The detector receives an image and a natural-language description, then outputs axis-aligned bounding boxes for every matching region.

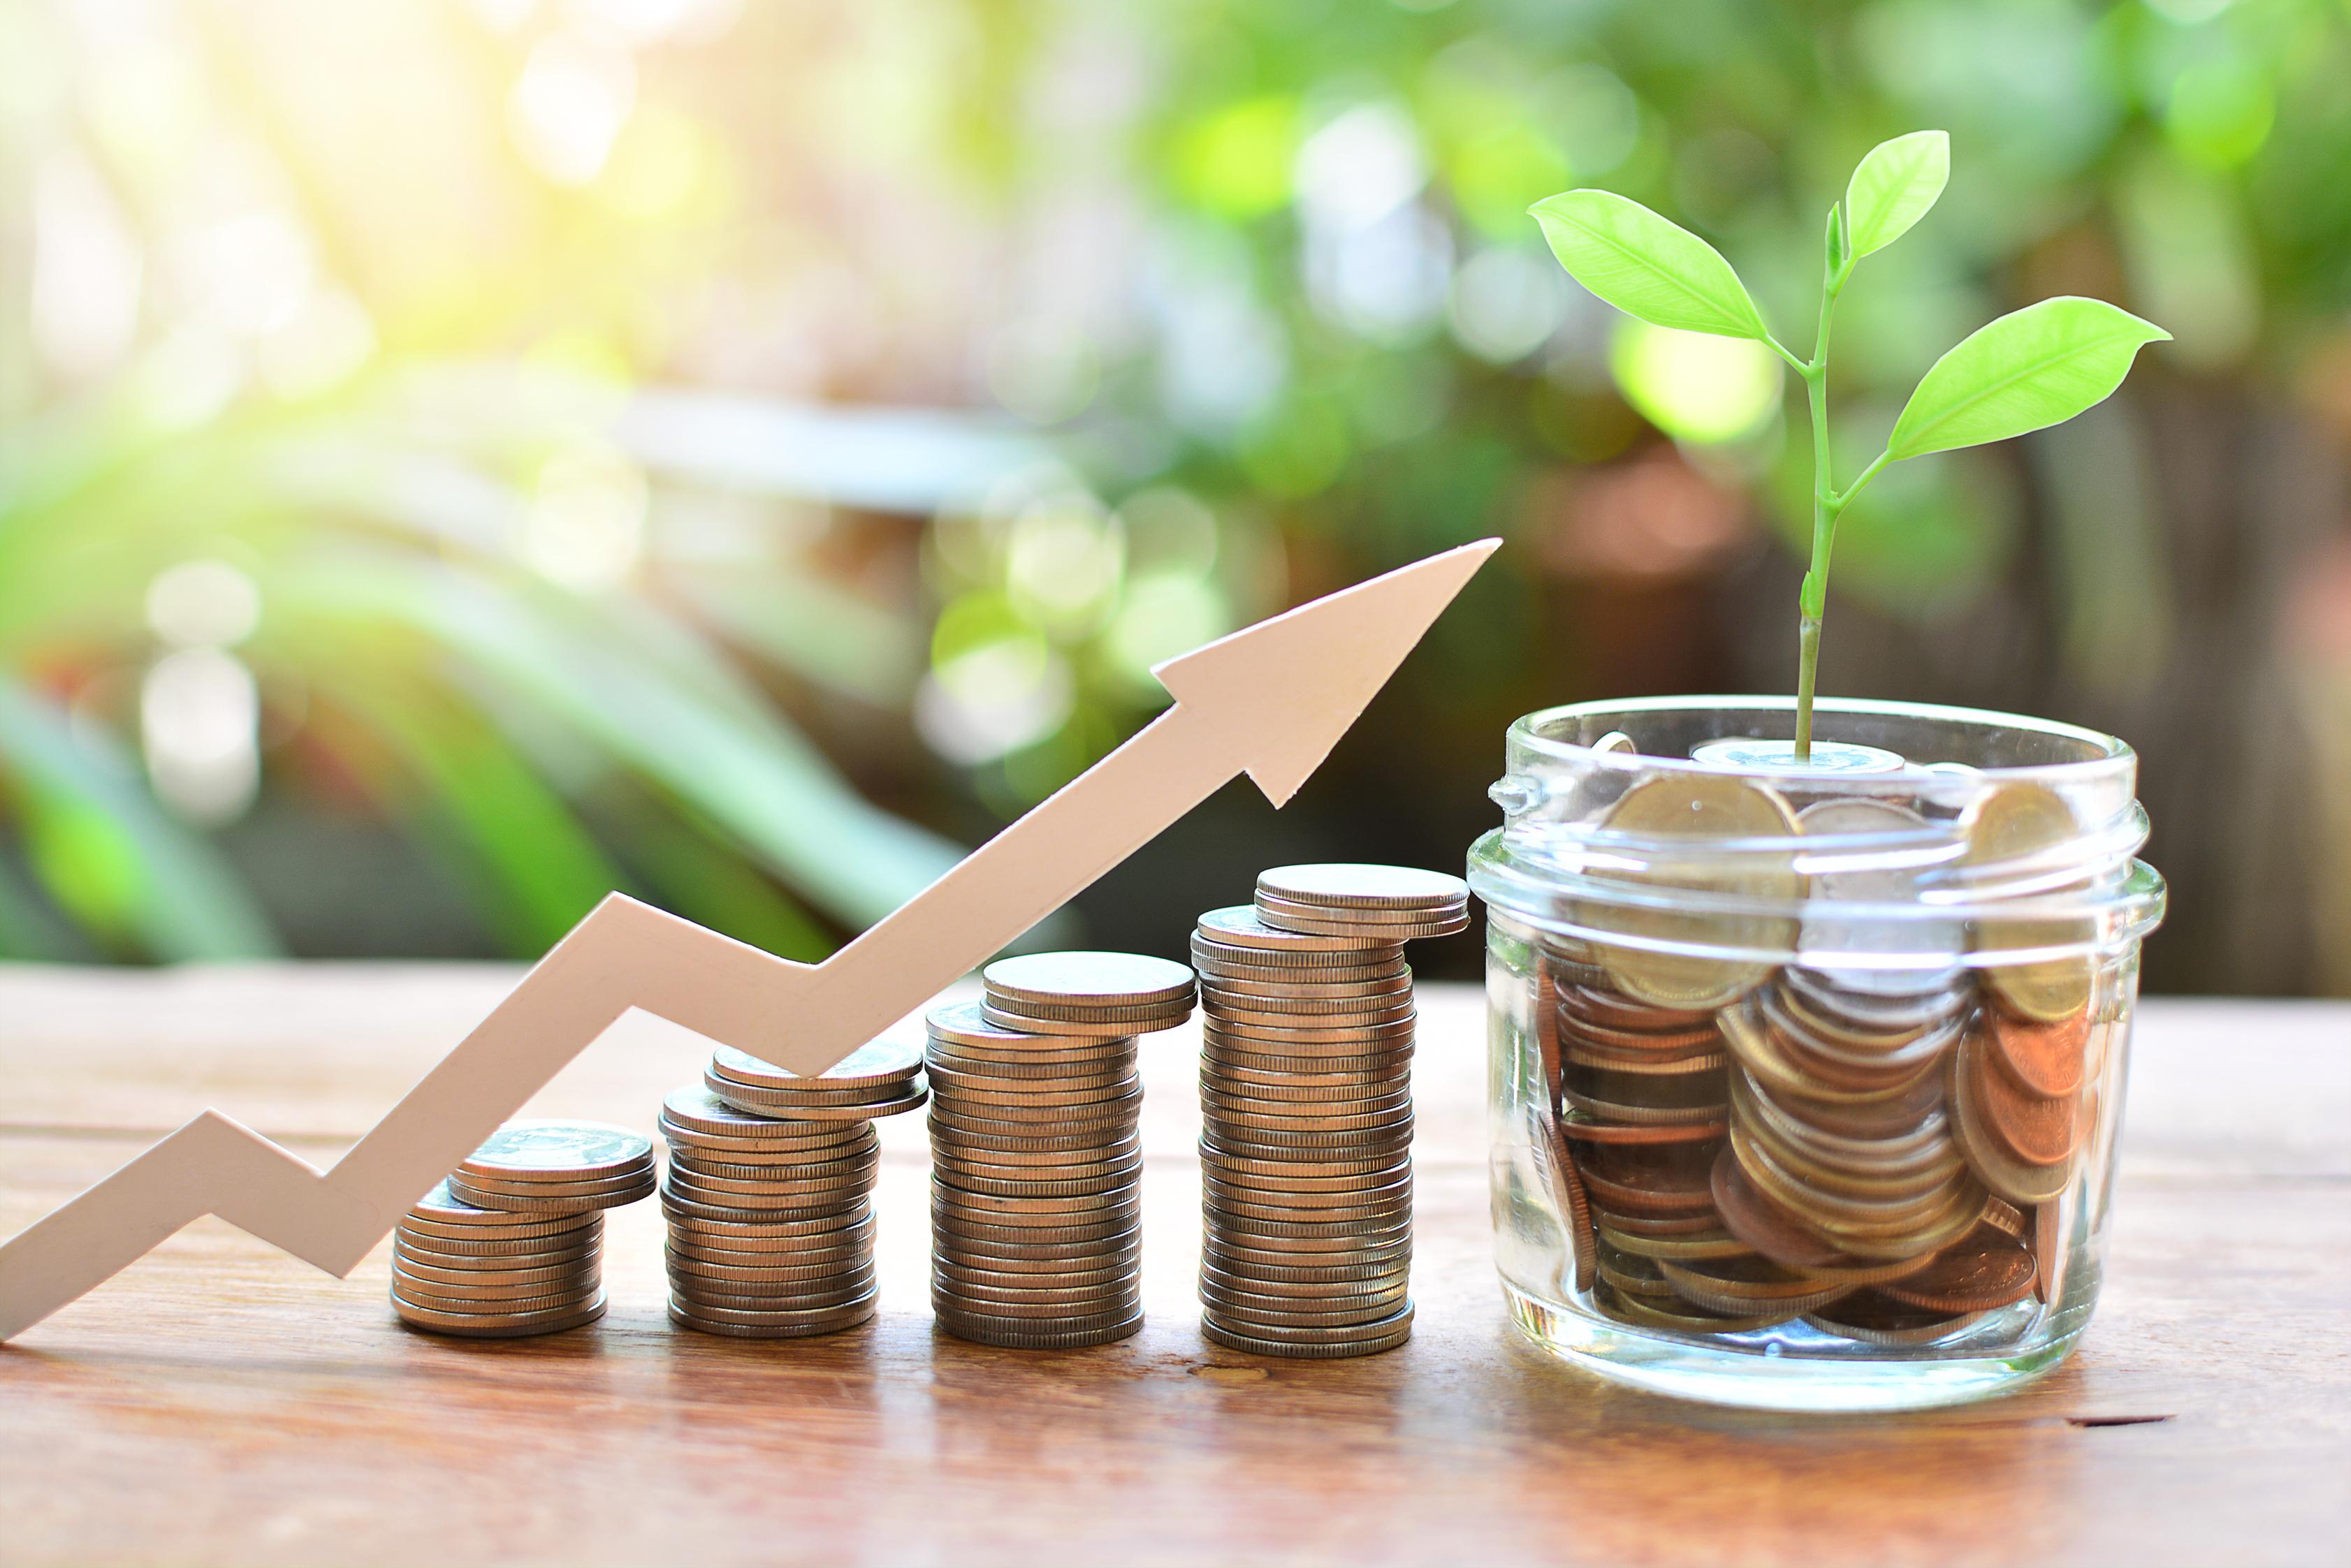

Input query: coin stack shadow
[391,1120,655,1339]
[1538,944,2074,1342]
[660,1042,927,1338]
[925,953,1195,1349]
[1192,864,1471,1359]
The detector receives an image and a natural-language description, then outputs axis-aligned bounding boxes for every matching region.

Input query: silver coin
[1198,1315,1412,1359]
[933,1219,1143,1252]
[1198,1073,1412,1106]
[391,1252,595,1291]
[449,1164,657,1196]
[1204,1171,1412,1208]
[1256,864,1470,912]
[1202,1016,1418,1046]
[666,1300,875,1339]
[666,1240,871,1273]
[933,1182,1140,1219]
[664,1168,875,1205]
[1253,903,1469,941]
[1200,1250,1411,1286]
[931,1310,1144,1349]
[393,1233,599,1269]
[1198,1261,1408,1300]
[667,1275,877,1311]
[923,1001,1070,1050]
[931,1282,1141,1318]
[391,1263,602,1305]
[660,1085,876,1141]
[708,1037,925,1091]
[458,1121,653,1180]
[1200,967,1415,999]
[397,1206,602,1246]
[395,1295,608,1339]
[934,1256,1137,1290]
[932,1298,1142,1333]
[932,1196,1142,1231]
[982,951,1196,1008]
[668,1289,881,1328]
[928,1097,1142,1134]
[665,1246,870,1281]
[922,1049,1135,1082]
[704,1071,929,1121]
[945,1241,1147,1269]
[448,1176,653,1214]
[666,1148,881,1183]
[975,1005,1172,1039]
[1190,936,1406,974]
[1198,1289,1412,1329]
[1195,905,1390,953]
[932,1242,1140,1277]
[1206,1297,1417,1342]
[392,1277,602,1314]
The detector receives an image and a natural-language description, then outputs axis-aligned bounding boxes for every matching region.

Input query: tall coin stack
[660,1041,926,1338]
[391,1120,655,1338]
[925,951,1196,1349]
[1192,864,1470,1359]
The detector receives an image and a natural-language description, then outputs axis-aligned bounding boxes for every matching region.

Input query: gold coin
[1963,782,2094,1023]
[1589,774,1800,1010]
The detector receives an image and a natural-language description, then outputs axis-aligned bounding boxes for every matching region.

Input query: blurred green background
[1,0,2345,994]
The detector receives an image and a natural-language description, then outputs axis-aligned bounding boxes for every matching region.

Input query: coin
[1805,1291,1988,1347]
[1984,1007,2090,1099]
[704,1070,930,1120]
[1964,783,2095,1022]
[458,1121,653,1181]
[1256,863,1470,911]
[983,951,1197,1009]
[395,1295,608,1338]
[1589,774,1801,1009]
[1877,1222,2038,1313]
[1946,1034,2076,1206]
[1253,897,1469,941]
[1195,904,1388,953]
[709,1038,925,1091]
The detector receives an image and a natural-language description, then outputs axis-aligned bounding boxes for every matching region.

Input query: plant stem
[1792,247,1850,763]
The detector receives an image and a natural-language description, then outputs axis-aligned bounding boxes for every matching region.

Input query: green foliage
[1529,132,2168,754]
[1844,131,1950,259]
[1887,298,2173,460]
[1527,191,1768,341]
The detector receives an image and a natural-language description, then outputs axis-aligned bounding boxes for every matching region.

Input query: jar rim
[1509,695,2134,786]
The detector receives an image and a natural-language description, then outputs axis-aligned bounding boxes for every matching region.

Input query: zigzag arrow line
[0,540,1497,1340]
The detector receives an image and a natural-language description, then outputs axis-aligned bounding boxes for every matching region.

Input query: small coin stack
[390,1120,655,1338]
[1193,864,1469,1359]
[659,1041,926,1338]
[1536,776,2088,1341]
[925,952,1195,1349]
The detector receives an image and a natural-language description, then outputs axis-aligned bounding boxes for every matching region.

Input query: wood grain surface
[1,966,2345,1568]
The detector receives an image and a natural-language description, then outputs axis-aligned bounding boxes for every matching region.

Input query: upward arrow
[0,539,1498,1341]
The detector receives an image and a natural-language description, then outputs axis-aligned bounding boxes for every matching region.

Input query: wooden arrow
[0,540,1497,1340]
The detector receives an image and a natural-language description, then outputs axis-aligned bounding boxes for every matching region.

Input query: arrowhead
[1152,538,1501,806]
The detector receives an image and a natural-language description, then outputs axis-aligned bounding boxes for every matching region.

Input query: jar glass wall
[1470,697,2164,1412]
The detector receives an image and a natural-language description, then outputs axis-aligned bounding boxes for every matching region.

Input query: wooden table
[1,967,2345,1567]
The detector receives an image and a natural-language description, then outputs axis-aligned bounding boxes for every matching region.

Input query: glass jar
[1469,697,2165,1412]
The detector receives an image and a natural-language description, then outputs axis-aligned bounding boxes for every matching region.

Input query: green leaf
[1887,298,2170,460]
[1844,130,1950,259]
[1528,189,1768,339]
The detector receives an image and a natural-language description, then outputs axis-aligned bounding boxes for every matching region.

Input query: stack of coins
[659,1040,925,1338]
[1191,864,1469,1359]
[926,952,1195,1349]
[1533,776,2085,1340]
[390,1120,654,1338]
